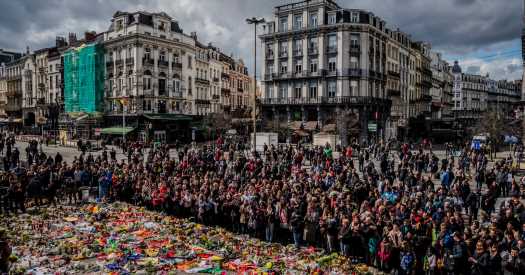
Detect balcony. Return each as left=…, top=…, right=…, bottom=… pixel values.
left=279, top=51, right=288, bottom=58
left=349, top=45, right=360, bottom=55
left=266, top=51, right=274, bottom=60
left=5, top=104, right=21, bottom=112
left=195, top=99, right=211, bottom=105
left=125, top=58, right=134, bottom=65
left=260, top=96, right=392, bottom=107
left=388, top=70, right=400, bottom=78
left=238, top=87, right=244, bottom=93
left=387, top=89, right=401, bottom=96
left=264, top=73, right=274, bottom=81
left=158, top=60, right=169, bottom=67
left=38, top=67, right=46, bottom=73
left=195, top=77, right=210, bottom=85
left=143, top=58, right=154, bottom=66
left=308, top=48, right=319, bottom=55
left=38, top=83, right=46, bottom=90
left=221, top=72, right=230, bottom=79
left=212, top=94, right=220, bottom=100
left=106, top=61, right=114, bottom=68
left=115, top=59, right=123, bottom=66
left=327, top=47, right=337, bottom=54
left=213, top=77, right=220, bottom=83
left=6, top=90, right=20, bottom=97
left=293, top=50, right=303, bottom=57
left=172, top=62, right=183, bottom=69
left=221, top=88, right=231, bottom=95
left=325, top=69, right=339, bottom=77
left=172, top=91, right=183, bottom=98
left=36, top=97, right=46, bottom=106
left=274, top=72, right=291, bottom=80
left=347, top=68, right=363, bottom=77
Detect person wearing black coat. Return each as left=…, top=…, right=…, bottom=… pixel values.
left=469, top=241, right=490, bottom=275
left=504, top=246, right=525, bottom=275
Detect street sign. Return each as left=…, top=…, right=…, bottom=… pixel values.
left=368, top=123, right=377, bottom=132
left=472, top=140, right=481, bottom=150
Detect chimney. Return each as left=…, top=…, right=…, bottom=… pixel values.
left=26, top=46, right=30, bottom=55
left=190, top=32, right=197, bottom=40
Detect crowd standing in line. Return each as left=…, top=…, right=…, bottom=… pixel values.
left=1, top=133, right=525, bottom=274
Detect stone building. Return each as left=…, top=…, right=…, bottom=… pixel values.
left=260, top=0, right=391, bottom=143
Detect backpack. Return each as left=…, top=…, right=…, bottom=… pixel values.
left=400, top=252, right=414, bottom=271
left=368, top=237, right=378, bottom=254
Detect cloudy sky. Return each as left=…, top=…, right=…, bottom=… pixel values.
left=0, top=0, right=523, bottom=80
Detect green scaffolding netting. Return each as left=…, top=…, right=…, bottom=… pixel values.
left=63, top=43, right=105, bottom=114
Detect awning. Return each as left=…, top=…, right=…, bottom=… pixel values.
left=144, top=113, right=192, bottom=121
left=322, top=124, right=336, bottom=133
left=294, top=129, right=310, bottom=137
left=290, top=121, right=318, bottom=131
left=101, top=127, right=135, bottom=135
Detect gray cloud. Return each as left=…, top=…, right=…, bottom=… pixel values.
left=466, top=66, right=481, bottom=74
left=507, top=64, right=521, bottom=74
left=0, top=0, right=522, bottom=80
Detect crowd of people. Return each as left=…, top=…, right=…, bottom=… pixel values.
left=1, top=133, right=525, bottom=274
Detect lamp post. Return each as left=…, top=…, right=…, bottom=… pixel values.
left=246, top=17, right=265, bottom=152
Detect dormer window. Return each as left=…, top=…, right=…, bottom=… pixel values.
left=328, top=14, right=336, bottom=24
left=159, top=21, right=166, bottom=31
left=116, top=19, right=123, bottom=31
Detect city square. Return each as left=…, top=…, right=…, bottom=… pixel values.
left=1, top=0, right=525, bottom=274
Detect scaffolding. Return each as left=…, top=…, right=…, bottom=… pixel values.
left=63, top=43, right=105, bottom=114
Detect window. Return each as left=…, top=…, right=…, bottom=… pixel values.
left=279, top=17, right=288, bottom=32
left=350, top=56, right=359, bottom=69
left=327, top=35, right=337, bottom=52
left=328, top=14, right=336, bottom=24
left=350, top=34, right=359, bottom=47
left=309, top=13, right=318, bottom=27
left=328, top=81, right=336, bottom=97
left=294, top=60, right=302, bottom=74
left=188, top=56, right=192, bottom=69
left=309, top=82, right=317, bottom=98
left=116, top=20, right=123, bottom=31
left=266, top=43, right=274, bottom=57
left=159, top=51, right=166, bottom=61
left=144, top=48, right=151, bottom=60
left=267, top=64, right=274, bottom=74
left=293, top=39, right=302, bottom=55
left=350, top=81, right=358, bottom=96
left=351, top=12, right=359, bottom=23
left=308, top=37, right=318, bottom=53
left=328, top=57, right=336, bottom=72
left=49, top=76, right=53, bottom=89
left=279, top=42, right=288, bottom=56
left=309, top=59, right=318, bottom=73
left=266, top=86, right=273, bottom=98
left=293, top=14, right=302, bottom=30
left=279, top=85, right=287, bottom=98
left=293, top=85, right=302, bottom=98
left=143, top=77, right=151, bottom=90
left=280, top=61, right=288, bottom=74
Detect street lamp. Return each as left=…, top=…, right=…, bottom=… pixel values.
left=246, top=17, right=265, bottom=152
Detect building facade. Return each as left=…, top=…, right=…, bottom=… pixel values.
left=4, top=57, right=25, bottom=124
left=260, top=0, right=391, bottom=143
